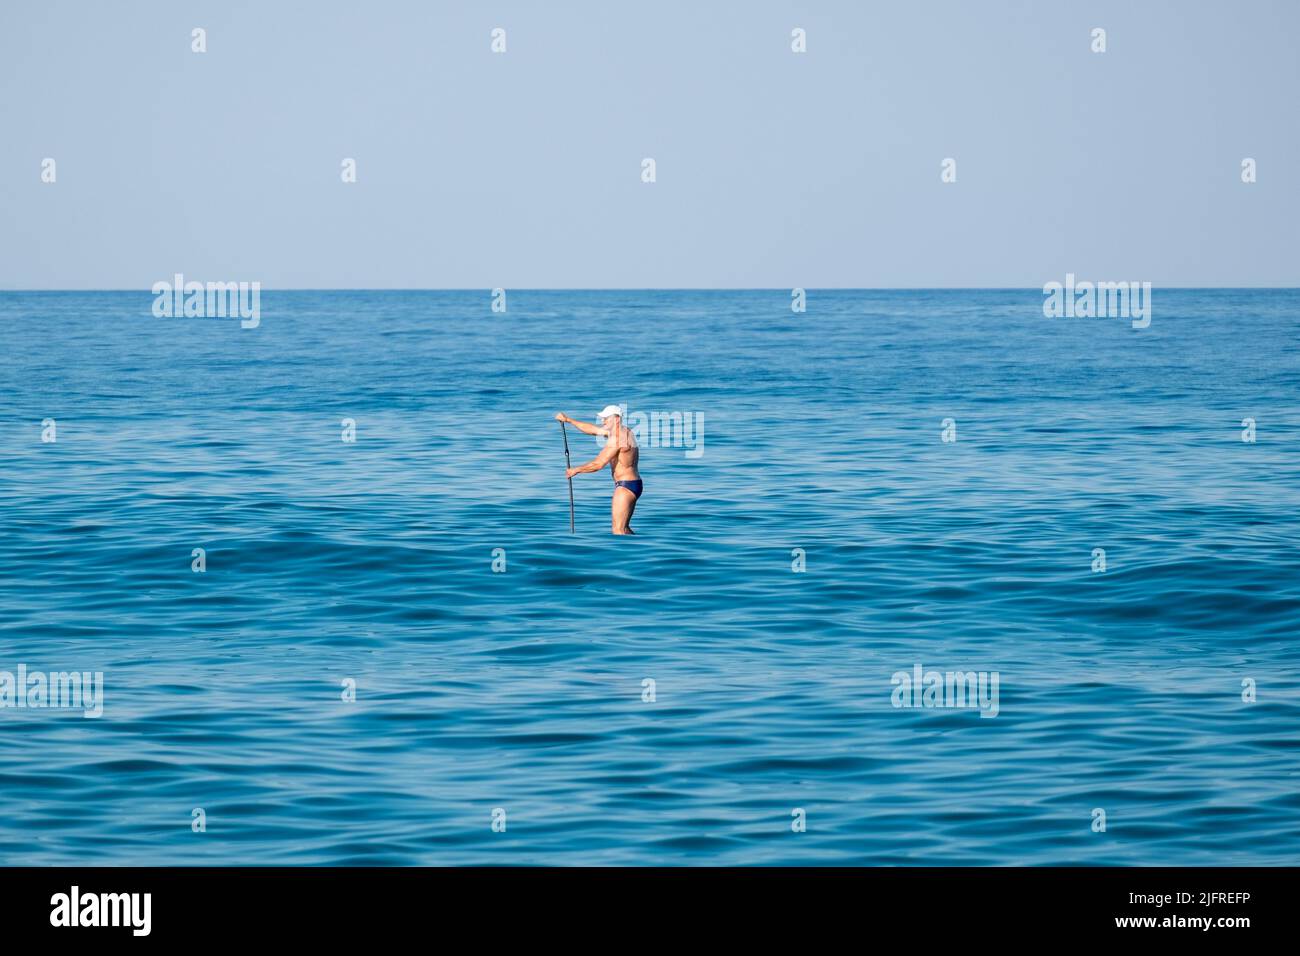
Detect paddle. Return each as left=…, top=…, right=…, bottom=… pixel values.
left=559, top=421, right=575, bottom=534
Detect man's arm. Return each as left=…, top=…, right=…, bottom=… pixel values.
left=567, top=435, right=618, bottom=478
left=555, top=412, right=607, bottom=437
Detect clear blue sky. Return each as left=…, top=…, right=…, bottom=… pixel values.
left=1, top=0, right=1296, bottom=288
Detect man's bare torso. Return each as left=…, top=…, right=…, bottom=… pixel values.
left=609, top=425, right=640, bottom=481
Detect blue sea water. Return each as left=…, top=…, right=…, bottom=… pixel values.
left=1, top=288, right=1298, bottom=866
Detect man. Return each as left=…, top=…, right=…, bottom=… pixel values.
left=555, top=405, right=642, bottom=535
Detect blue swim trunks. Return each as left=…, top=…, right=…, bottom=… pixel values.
left=614, top=479, right=643, bottom=500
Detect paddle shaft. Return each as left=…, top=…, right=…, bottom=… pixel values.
left=559, top=422, right=575, bottom=534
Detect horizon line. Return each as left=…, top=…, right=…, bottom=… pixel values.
left=3, top=286, right=1299, bottom=293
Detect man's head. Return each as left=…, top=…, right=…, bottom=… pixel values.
left=597, top=404, right=623, bottom=427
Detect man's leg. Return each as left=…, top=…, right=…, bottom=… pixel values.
left=611, top=487, right=637, bottom=535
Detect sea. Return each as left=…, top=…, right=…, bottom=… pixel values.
left=1, top=288, right=1297, bottom=865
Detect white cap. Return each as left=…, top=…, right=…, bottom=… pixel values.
left=597, top=404, right=623, bottom=421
